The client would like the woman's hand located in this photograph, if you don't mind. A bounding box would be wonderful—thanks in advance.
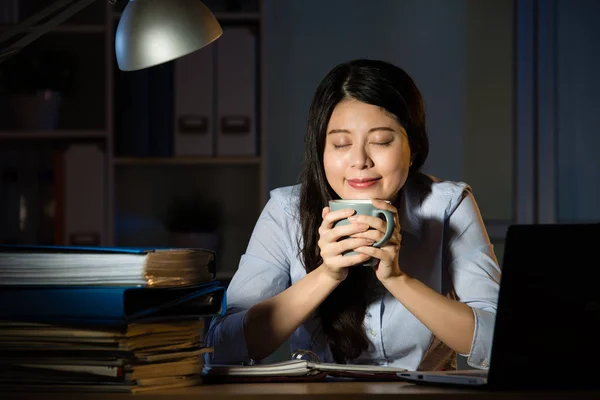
[317,206,373,282]
[349,199,404,281]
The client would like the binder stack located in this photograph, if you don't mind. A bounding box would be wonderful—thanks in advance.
[0,245,226,392]
[173,25,258,157]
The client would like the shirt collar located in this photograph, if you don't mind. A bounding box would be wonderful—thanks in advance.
[397,175,427,239]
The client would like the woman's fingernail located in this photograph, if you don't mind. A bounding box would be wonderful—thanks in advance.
[348,216,357,221]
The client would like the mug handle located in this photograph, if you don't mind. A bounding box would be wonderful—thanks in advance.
[371,209,395,248]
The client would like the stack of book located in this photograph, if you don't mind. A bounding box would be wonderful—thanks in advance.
[0,245,225,393]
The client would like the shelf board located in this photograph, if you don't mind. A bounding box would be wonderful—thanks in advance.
[0,25,106,33]
[112,11,260,22]
[114,156,261,166]
[0,130,106,140]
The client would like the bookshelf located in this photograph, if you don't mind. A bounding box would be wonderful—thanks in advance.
[0,0,266,279]
[113,157,262,166]
[0,130,106,140]
[0,25,107,33]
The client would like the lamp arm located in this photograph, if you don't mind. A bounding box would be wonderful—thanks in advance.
[0,0,98,63]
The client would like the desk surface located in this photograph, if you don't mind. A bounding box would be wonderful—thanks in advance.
[4,382,600,400]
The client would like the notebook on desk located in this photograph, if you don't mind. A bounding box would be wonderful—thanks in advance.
[203,349,406,382]
[397,223,600,390]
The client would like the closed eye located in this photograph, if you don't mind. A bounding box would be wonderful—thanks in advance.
[333,144,350,149]
[372,141,392,147]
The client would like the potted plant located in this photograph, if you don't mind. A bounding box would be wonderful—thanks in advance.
[0,48,76,130]
[162,195,222,252]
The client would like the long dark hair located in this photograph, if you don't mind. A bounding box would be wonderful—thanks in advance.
[298,59,429,363]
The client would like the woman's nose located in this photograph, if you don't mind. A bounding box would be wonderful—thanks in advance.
[350,144,372,169]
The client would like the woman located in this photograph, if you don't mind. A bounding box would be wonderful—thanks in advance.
[206,59,501,371]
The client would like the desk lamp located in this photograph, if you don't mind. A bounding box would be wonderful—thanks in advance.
[0,0,223,71]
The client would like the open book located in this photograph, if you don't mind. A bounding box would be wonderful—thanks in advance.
[202,359,407,382]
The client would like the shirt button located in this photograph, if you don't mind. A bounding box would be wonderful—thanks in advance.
[369,329,377,336]
[481,359,489,368]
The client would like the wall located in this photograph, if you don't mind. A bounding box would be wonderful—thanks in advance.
[264,0,514,229]
[556,0,600,222]
[265,0,469,189]
[464,0,514,221]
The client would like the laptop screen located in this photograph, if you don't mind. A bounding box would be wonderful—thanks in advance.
[488,223,600,389]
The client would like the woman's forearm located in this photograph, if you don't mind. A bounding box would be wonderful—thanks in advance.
[382,274,475,355]
[244,266,340,361]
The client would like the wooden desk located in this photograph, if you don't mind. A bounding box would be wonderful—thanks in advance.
[3,381,600,400]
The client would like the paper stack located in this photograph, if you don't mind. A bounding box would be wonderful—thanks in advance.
[0,320,214,392]
[0,245,226,392]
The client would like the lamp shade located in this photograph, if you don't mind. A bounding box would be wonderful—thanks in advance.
[115,0,222,71]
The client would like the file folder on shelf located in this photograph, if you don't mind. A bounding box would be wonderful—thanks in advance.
[216,26,258,156]
[174,44,215,156]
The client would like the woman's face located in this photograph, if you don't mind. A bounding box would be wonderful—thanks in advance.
[323,99,412,201]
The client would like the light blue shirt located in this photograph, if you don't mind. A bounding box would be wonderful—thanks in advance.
[206,175,501,370]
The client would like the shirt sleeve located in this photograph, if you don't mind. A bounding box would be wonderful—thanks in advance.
[204,193,293,365]
[444,188,502,370]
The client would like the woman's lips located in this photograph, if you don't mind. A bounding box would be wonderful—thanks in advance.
[347,178,380,189]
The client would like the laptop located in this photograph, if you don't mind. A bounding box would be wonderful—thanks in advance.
[398,223,600,390]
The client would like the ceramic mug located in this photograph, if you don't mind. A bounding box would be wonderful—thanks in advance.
[328,199,395,266]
